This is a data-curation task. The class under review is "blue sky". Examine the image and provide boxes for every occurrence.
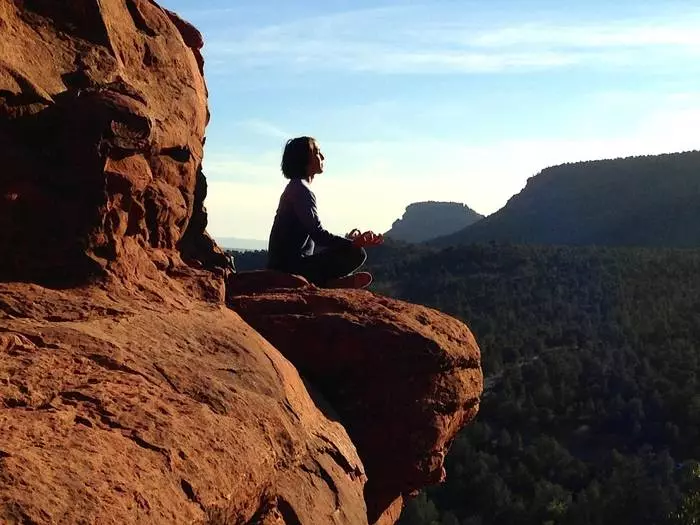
[160,0,700,240]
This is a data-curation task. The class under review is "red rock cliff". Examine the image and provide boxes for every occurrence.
[0,0,223,283]
[228,274,482,524]
[0,2,483,524]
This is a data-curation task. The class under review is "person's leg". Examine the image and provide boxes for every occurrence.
[295,244,367,286]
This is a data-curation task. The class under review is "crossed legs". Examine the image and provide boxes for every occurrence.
[293,244,367,287]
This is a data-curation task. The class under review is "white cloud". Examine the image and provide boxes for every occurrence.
[203,150,280,180]
[470,23,700,48]
[202,5,700,75]
[238,119,290,139]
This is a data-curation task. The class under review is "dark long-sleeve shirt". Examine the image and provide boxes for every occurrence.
[267,178,351,271]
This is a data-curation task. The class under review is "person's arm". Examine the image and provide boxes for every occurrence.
[291,184,352,247]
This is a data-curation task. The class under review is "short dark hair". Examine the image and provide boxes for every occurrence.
[281,136,315,179]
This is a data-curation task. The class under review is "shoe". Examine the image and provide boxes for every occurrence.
[325,271,373,289]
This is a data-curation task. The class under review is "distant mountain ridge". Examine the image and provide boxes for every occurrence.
[432,150,700,248]
[216,237,267,251]
[385,201,484,243]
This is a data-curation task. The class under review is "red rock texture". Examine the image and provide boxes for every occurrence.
[0,1,369,523]
[0,0,226,285]
[0,280,368,524]
[0,1,483,523]
[228,274,483,524]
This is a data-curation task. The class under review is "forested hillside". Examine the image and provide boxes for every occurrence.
[432,151,700,248]
[229,242,700,524]
[366,243,700,525]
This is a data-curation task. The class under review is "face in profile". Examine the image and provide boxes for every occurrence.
[307,140,325,177]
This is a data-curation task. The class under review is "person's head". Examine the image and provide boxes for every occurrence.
[281,136,325,181]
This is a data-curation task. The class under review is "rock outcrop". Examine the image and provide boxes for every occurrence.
[0,0,226,285]
[0,282,368,524]
[0,2,482,524]
[1,1,367,522]
[228,272,483,524]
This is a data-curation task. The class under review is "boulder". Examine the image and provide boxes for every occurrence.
[228,273,483,524]
[0,282,368,524]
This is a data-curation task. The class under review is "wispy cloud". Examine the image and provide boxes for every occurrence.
[237,119,290,139]
[202,5,700,75]
[470,23,700,48]
[203,151,280,180]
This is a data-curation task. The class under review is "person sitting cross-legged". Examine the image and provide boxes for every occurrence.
[266,136,383,289]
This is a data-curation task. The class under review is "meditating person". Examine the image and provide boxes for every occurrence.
[267,136,383,289]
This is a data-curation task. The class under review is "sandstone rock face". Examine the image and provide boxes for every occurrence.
[0,1,368,523]
[0,0,225,284]
[228,274,483,524]
[0,282,368,524]
[0,2,483,524]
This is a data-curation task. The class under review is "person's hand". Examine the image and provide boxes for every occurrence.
[351,230,384,248]
[346,228,361,241]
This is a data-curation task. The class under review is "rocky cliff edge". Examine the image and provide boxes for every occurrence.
[0,2,482,523]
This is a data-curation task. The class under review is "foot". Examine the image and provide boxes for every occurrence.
[325,271,373,289]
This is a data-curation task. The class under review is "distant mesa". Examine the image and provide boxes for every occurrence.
[216,237,267,251]
[385,201,484,243]
[431,150,700,249]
